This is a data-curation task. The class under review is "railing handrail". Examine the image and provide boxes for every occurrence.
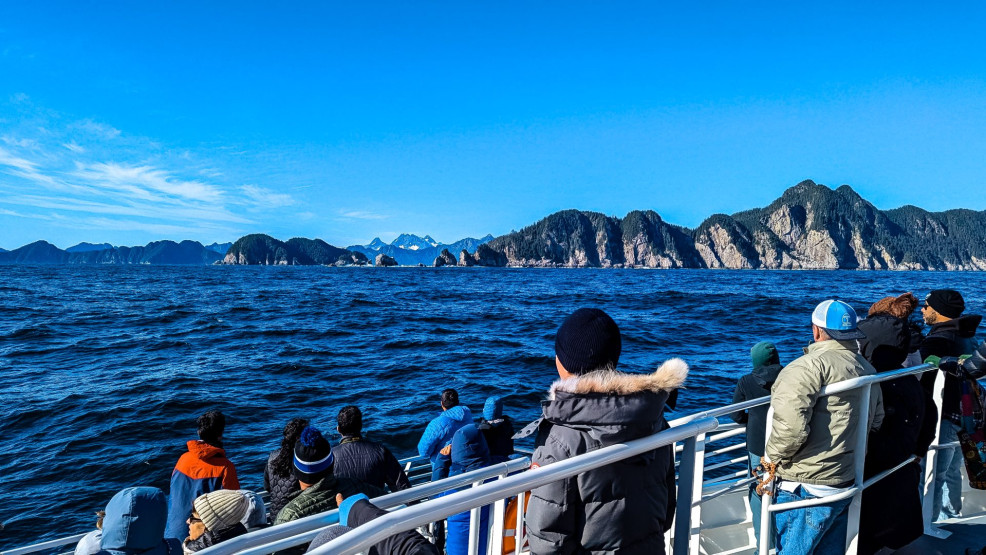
[309,417,721,555]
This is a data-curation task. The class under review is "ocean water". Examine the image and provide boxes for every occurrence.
[2,266,986,549]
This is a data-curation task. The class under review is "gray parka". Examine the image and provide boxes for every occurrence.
[526,358,687,555]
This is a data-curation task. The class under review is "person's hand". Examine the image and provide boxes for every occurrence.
[336,493,345,506]
[924,355,941,367]
[440,444,452,456]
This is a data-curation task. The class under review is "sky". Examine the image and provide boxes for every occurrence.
[1,2,985,250]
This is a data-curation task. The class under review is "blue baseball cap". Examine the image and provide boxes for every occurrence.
[811,300,866,340]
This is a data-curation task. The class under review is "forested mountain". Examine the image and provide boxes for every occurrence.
[222,234,368,265]
[0,240,224,265]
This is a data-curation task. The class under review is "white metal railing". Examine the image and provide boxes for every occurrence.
[6,361,968,555]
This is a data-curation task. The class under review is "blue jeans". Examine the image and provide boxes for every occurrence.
[772,485,852,555]
[748,452,763,544]
[933,420,963,520]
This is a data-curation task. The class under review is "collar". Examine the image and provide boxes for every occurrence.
[340,435,362,445]
[805,339,857,354]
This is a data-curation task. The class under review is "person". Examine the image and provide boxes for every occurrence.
[274,425,385,525]
[416,388,472,551]
[166,411,240,540]
[307,493,438,555]
[525,307,683,554]
[444,424,493,555]
[331,406,411,492]
[477,396,514,463]
[97,487,182,555]
[765,299,884,555]
[264,418,309,519]
[856,293,937,554]
[182,490,251,554]
[729,341,783,544]
[74,511,105,555]
[918,289,982,520]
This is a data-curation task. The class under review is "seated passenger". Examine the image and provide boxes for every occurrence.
[97,487,182,555]
[182,490,251,554]
[274,426,385,525]
[524,308,683,555]
[166,410,239,540]
[307,493,438,555]
[264,418,309,519]
[74,510,105,555]
[443,425,493,555]
[331,406,411,492]
[477,396,514,463]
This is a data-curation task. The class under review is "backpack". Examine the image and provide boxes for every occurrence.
[957,375,986,489]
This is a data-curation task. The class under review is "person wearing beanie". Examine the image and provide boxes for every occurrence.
[182,490,251,554]
[918,288,982,520]
[524,307,685,555]
[477,396,514,463]
[96,487,182,555]
[307,493,438,555]
[729,341,784,545]
[765,300,884,554]
[165,411,239,541]
[274,426,385,526]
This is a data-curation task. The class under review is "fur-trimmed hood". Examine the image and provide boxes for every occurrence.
[540,359,688,445]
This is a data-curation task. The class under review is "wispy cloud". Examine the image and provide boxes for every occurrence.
[337,209,388,220]
[240,184,295,209]
[62,142,84,153]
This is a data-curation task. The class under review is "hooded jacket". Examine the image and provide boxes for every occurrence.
[165,441,239,540]
[478,397,515,464]
[97,487,182,555]
[526,359,686,555]
[766,339,884,487]
[307,494,438,555]
[446,425,493,555]
[416,405,473,471]
[857,313,937,553]
[730,343,784,457]
[331,436,411,493]
[919,314,982,424]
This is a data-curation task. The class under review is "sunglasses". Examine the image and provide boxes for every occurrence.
[187,513,202,524]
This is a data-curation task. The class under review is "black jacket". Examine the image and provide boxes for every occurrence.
[331,436,411,493]
[307,497,438,555]
[857,313,938,554]
[526,360,685,555]
[478,418,514,463]
[919,314,981,424]
[264,450,301,520]
[730,362,783,457]
[182,523,247,554]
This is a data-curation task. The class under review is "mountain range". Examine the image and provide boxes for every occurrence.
[5,180,986,269]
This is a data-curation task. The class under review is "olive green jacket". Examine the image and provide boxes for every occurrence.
[765,339,884,486]
[273,475,383,525]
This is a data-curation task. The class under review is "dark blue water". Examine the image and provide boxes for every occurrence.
[2,266,985,549]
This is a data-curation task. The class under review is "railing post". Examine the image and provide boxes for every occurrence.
[922,369,952,538]
[758,484,773,555]
[467,481,482,555]
[489,472,508,555]
[844,382,871,554]
[673,431,708,555]
[515,490,526,555]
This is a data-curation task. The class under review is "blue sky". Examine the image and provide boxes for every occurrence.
[1,2,985,250]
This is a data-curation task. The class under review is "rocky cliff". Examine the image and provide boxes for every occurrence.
[222,234,367,265]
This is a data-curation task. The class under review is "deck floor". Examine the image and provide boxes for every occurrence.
[890,516,986,555]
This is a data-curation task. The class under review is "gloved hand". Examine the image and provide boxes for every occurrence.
[934,355,972,377]
[924,355,941,367]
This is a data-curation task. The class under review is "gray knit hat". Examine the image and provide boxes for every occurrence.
[193,490,249,532]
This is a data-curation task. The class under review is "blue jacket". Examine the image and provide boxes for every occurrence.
[165,441,239,540]
[97,487,182,555]
[417,405,473,468]
[445,425,492,555]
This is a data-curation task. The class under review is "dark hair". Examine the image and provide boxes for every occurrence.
[337,406,363,436]
[441,389,459,409]
[197,410,225,445]
[272,418,309,477]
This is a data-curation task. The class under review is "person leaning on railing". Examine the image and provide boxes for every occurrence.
[763,300,884,555]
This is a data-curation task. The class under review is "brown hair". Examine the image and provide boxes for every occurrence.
[868,292,919,319]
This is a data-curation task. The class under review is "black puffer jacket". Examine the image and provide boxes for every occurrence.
[331,436,411,493]
[919,314,981,424]
[182,523,247,554]
[526,359,685,555]
[264,450,301,520]
[730,362,783,458]
[857,313,938,554]
[307,496,438,555]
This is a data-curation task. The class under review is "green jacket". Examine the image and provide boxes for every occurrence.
[765,339,884,486]
[273,474,384,525]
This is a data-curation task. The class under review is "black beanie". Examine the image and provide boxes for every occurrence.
[293,426,334,483]
[554,308,622,375]
[926,289,965,319]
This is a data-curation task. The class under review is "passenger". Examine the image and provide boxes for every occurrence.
[182,490,250,554]
[856,293,937,554]
[74,511,105,555]
[165,411,240,540]
[331,406,411,492]
[274,426,385,525]
[765,300,884,555]
[416,388,472,552]
[477,396,514,463]
[264,418,309,519]
[444,424,493,555]
[917,289,982,520]
[729,341,783,544]
[97,487,182,555]
[525,308,683,555]
[307,493,438,555]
